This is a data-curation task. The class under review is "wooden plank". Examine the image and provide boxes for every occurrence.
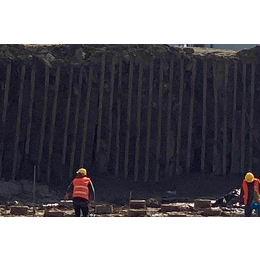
[95,54,105,166]
[231,61,238,173]
[12,64,26,180]
[240,63,246,174]
[155,58,164,182]
[47,66,61,183]
[249,62,255,170]
[144,60,154,182]
[134,58,143,182]
[186,59,196,174]
[69,67,84,178]
[62,67,74,165]
[213,60,219,174]
[201,60,207,175]
[107,56,116,166]
[124,57,134,179]
[0,63,11,178]
[222,61,229,175]
[175,58,184,175]
[38,65,50,171]
[166,57,174,177]
[80,65,93,167]
[115,58,122,177]
[25,65,36,156]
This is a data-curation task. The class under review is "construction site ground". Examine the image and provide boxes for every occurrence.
[0,173,249,217]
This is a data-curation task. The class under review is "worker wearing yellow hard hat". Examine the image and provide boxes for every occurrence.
[65,168,95,217]
[240,172,260,217]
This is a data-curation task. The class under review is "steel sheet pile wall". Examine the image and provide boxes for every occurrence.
[0,45,260,185]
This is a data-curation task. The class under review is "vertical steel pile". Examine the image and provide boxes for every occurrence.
[0,45,259,185]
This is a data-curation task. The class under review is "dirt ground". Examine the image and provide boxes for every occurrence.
[0,200,250,217]
[0,172,249,217]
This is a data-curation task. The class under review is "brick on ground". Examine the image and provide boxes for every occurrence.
[129,200,146,209]
[194,199,211,209]
[10,206,29,216]
[202,208,222,216]
[95,205,113,214]
[128,209,147,217]
[44,210,64,217]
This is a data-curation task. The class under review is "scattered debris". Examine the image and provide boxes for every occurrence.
[212,189,240,207]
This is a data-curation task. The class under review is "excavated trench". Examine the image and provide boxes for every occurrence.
[0,44,260,204]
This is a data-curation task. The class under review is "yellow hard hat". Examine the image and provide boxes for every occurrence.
[245,172,254,183]
[76,168,87,176]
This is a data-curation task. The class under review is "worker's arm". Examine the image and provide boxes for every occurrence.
[64,181,73,200]
[89,180,95,201]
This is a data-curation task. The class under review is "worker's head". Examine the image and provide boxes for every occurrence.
[245,172,254,183]
[76,168,87,176]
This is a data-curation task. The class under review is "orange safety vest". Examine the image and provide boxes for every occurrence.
[242,178,259,205]
[73,176,90,200]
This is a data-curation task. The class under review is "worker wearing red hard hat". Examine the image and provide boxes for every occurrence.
[240,172,260,217]
[65,168,95,217]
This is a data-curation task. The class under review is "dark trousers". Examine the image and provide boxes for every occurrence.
[245,204,253,217]
[245,204,260,217]
[73,197,89,217]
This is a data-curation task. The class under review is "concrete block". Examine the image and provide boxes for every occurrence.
[161,203,188,212]
[10,206,29,216]
[95,204,113,214]
[44,210,64,217]
[194,199,211,209]
[202,208,222,216]
[128,209,147,217]
[129,200,146,209]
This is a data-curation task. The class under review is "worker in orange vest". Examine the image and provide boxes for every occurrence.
[65,168,95,217]
[240,172,260,217]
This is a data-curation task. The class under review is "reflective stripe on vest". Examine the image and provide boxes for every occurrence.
[243,178,259,205]
[73,177,90,200]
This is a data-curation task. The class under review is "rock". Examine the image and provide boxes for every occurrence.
[10,206,29,216]
[194,199,211,209]
[44,210,64,217]
[95,204,113,214]
[128,209,147,217]
[129,200,146,209]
